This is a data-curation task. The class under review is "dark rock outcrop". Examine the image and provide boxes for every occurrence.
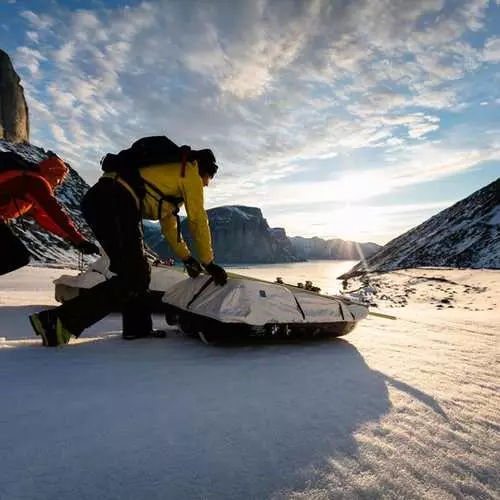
[144,206,303,263]
[0,49,29,143]
[340,178,500,278]
[204,206,301,263]
[290,236,381,260]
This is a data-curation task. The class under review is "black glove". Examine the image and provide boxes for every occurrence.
[76,240,100,255]
[183,256,202,278]
[204,262,227,286]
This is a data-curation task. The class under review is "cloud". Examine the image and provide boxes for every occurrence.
[10,0,500,241]
[20,10,53,31]
[14,46,46,77]
[483,37,500,62]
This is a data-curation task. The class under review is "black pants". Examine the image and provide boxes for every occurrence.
[56,178,152,337]
[0,222,31,276]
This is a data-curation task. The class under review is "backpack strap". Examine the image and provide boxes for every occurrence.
[180,146,191,178]
[142,178,184,242]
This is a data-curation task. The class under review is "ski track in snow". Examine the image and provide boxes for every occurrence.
[0,267,498,500]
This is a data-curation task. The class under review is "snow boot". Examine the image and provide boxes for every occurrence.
[29,310,72,347]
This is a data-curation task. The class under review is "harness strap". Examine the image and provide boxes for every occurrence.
[142,178,184,242]
[180,147,190,178]
[105,171,185,243]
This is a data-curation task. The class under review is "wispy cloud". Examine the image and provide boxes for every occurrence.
[8,0,500,241]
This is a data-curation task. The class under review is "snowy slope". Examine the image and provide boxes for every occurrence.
[0,139,95,267]
[0,267,498,499]
[341,178,500,277]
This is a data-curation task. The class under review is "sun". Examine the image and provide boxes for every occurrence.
[327,205,383,242]
[334,172,390,203]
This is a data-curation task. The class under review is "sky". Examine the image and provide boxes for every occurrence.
[1,0,499,244]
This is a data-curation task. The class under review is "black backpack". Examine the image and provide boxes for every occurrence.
[0,151,40,174]
[100,136,191,200]
[100,136,189,175]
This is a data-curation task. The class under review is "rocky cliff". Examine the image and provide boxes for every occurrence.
[144,206,303,264]
[340,178,500,278]
[290,236,381,261]
[0,49,29,143]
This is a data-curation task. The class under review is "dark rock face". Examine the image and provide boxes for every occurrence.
[189,206,303,263]
[144,206,303,263]
[0,50,29,143]
[290,236,381,260]
[340,178,500,278]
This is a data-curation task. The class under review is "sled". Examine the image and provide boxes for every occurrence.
[161,273,368,343]
[54,258,369,342]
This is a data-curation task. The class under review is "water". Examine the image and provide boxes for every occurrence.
[225,260,359,295]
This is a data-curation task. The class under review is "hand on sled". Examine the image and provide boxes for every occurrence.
[204,262,227,286]
[183,256,203,278]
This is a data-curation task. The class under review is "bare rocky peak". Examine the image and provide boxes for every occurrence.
[340,178,500,278]
[0,49,29,143]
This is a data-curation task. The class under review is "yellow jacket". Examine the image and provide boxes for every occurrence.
[103,161,214,264]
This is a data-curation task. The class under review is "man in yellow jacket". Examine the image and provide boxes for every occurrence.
[29,142,227,346]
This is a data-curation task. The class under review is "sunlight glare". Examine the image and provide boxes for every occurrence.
[334,173,390,203]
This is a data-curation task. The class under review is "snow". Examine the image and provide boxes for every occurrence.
[1,267,499,499]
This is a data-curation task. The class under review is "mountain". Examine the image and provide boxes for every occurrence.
[0,49,29,142]
[340,178,500,278]
[1,139,94,267]
[290,236,381,260]
[144,206,303,263]
[144,207,385,264]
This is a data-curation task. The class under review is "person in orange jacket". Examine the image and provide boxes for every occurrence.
[0,152,99,276]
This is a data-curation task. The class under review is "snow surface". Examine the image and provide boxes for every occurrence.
[0,267,499,499]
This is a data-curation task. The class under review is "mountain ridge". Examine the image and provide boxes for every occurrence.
[340,178,500,278]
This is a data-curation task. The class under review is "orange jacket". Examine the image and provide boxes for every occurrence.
[0,170,85,245]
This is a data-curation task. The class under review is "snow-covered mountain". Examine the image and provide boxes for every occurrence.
[1,139,95,268]
[341,178,500,278]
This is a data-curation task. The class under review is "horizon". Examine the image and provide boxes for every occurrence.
[1,0,499,245]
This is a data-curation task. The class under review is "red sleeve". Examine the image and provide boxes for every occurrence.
[25,175,85,245]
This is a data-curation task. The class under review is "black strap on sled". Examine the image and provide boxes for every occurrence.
[187,277,214,309]
[293,295,306,320]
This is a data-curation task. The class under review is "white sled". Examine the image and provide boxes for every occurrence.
[54,259,368,342]
[53,257,186,304]
[162,274,368,342]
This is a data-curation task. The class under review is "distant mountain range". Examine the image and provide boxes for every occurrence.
[340,178,500,278]
[290,236,381,261]
[143,206,382,264]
